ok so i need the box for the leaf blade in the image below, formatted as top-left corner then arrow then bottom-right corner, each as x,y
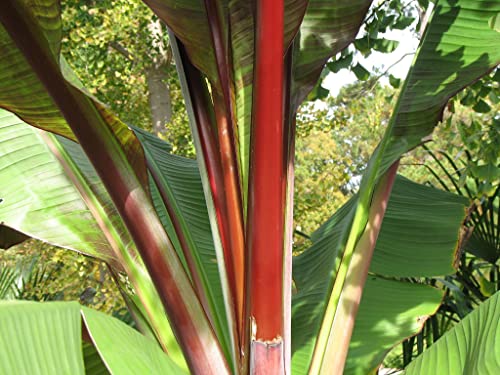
404,292 -> 500,374
0,301 -> 85,375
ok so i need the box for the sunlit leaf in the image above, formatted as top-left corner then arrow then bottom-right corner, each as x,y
404,292 -> 500,374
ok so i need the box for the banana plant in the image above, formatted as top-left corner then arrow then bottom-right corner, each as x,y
0,0 -> 499,374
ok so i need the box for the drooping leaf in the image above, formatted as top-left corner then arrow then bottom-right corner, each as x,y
0,1 -> 70,138
0,4 -> 148,189
404,291 -> 500,374
292,0 -> 373,107
375,0 -> 500,177
291,176 -> 468,373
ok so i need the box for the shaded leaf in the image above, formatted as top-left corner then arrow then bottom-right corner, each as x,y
372,38 -> 399,53
327,53 -> 353,73
389,74 -> 401,89
292,0 -> 373,107
0,225 -> 29,250
82,342 -> 109,375
471,163 -> 500,181
393,16 -> 414,30
0,110 -> 185,365
344,278 -> 443,375
296,0 -> 500,368
472,98 -> 492,113
291,176 -> 468,372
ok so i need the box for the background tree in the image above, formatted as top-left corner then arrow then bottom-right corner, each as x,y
61,0 -> 194,155
294,81 -> 392,250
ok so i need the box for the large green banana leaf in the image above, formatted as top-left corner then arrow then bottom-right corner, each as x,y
0,301 -> 84,374
291,0 -> 500,372
0,300 -> 184,374
376,0 -> 500,177
0,109 -> 118,265
291,176 -> 469,374
80,306 -> 186,374
2,106 -> 245,369
57,121 -> 232,368
0,105 -> 233,369
404,291 -> 500,374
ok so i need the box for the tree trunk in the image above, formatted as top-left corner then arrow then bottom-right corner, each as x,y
145,67 -> 171,137
146,18 -> 172,137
